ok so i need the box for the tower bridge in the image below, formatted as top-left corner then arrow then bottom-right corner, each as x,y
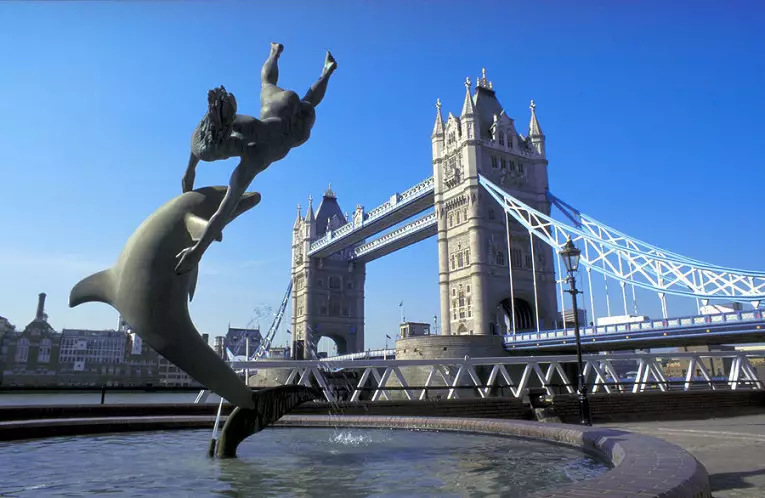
278,68 -> 765,361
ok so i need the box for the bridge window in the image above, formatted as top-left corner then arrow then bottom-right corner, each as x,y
499,134 -> 504,146
329,276 -> 341,290
320,305 -> 328,316
450,255 -> 455,270
452,288 -> 456,297
501,158 -> 506,170
491,156 -> 498,168
448,215 -> 453,227
488,208 -> 495,220
467,297 -> 472,317
456,212 -> 460,223
512,249 -> 523,267
457,253 -> 464,267
297,306 -> 304,316
463,209 -> 468,221
448,132 -> 456,145
346,280 -> 354,290
467,285 -> 471,293
509,161 -> 516,172
525,255 -> 532,268
329,301 -> 340,316
465,249 -> 470,265
518,163 -> 524,174
496,251 -> 505,266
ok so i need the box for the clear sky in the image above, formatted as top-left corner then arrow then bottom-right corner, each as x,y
1,1 -> 763,352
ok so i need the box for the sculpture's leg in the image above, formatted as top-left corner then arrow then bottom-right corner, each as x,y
260,42 -> 285,106
302,51 -> 338,107
216,385 -> 321,458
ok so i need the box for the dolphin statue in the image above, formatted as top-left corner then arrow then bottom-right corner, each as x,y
68,186 -> 320,416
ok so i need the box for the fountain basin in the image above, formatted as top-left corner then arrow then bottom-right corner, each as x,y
0,414 -> 711,497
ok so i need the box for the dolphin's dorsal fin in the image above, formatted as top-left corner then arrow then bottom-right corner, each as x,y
188,265 -> 199,302
69,269 -> 114,308
184,213 -> 223,243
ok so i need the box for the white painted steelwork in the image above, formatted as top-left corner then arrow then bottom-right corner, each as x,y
196,350 -> 763,403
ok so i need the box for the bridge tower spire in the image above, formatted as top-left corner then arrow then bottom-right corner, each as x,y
528,100 -> 546,156
431,70 -> 557,342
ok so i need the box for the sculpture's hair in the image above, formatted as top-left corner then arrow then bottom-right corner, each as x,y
192,86 -> 238,161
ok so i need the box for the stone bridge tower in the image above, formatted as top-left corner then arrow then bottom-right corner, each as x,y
291,186 -> 366,359
431,70 -> 558,338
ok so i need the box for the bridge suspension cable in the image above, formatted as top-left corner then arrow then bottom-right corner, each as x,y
479,174 -> 765,304
250,280 -> 293,361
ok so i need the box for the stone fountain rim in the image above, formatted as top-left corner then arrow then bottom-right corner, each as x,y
276,415 -> 712,498
0,414 -> 711,497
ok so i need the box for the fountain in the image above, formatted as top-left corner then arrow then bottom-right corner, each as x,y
0,41 -> 712,497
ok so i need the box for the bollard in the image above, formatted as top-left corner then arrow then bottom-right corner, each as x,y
100,385 -> 106,405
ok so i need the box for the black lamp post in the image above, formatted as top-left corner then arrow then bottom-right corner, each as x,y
559,237 -> 592,426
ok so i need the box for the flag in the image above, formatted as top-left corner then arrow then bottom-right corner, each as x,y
286,329 -> 291,335
386,334 -> 392,339
398,301 -> 403,307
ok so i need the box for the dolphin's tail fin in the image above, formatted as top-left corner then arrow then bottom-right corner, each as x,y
69,269 -> 115,308
216,385 -> 322,458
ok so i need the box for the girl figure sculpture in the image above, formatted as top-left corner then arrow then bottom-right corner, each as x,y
176,43 -> 336,274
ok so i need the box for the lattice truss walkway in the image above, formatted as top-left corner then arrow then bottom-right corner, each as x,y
197,350 -> 763,404
477,174 -> 765,333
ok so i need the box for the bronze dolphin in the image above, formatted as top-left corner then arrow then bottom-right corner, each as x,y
69,186 -> 262,409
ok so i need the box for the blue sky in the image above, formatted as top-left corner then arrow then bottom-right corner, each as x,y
0,1 -> 763,352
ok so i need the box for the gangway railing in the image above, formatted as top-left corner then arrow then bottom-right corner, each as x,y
210,350 -> 764,403
320,349 -> 396,361
505,309 -> 765,345
308,176 -> 435,255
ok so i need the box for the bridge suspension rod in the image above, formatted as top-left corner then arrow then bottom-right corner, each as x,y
479,174 -> 765,303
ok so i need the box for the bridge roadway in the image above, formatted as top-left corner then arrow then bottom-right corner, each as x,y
307,177 -> 434,259
317,310 -> 765,361
505,309 -> 765,353
351,212 -> 437,263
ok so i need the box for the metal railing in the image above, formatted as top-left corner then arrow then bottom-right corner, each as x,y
352,212 -> 436,260
506,309 -> 765,345
319,349 -> 396,362
203,350 -> 764,403
308,177 -> 434,254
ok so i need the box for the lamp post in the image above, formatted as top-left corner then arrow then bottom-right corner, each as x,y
559,237 -> 592,426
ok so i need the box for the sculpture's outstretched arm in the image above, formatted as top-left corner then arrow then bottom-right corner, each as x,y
182,151 -> 200,193
175,151 -> 263,274
302,51 -> 337,107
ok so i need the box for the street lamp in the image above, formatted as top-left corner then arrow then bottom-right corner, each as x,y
559,237 -> 592,426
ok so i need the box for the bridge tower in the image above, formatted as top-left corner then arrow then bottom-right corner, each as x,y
432,70 -> 558,337
291,186 -> 366,359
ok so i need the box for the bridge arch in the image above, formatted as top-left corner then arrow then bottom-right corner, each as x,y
498,297 -> 535,333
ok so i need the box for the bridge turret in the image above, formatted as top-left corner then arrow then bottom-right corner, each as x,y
304,195 -> 316,240
292,203 -> 303,249
528,100 -> 545,157
431,98 -> 445,160
293,204 -> 302,230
